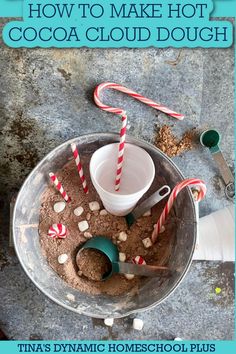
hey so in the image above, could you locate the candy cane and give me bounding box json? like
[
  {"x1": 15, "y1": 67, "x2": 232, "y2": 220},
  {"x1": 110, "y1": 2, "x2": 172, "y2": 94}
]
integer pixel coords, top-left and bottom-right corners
[
  {"x1": 152, "y1": 178, "x2": 206, "y2": 243},
  {"x1": 115, "y1": 114, "x2": 127, "y2": 190},
  {"x1": 49, "y1": 172, "x2": 71, "y2": 202},
  {"x1": 132, "y1": 256, "x2": 146, "y2": 265},
  {"x1": 48, "y1": 223, "x2": 67, "y2": 239},
  {"x1": 94, "y1": 82, "x2": 184, "y2": 191},
  {"x1": 71, "y1": 143, "x2": 88, "y2": 194},
  {"x1": 94, "y1": 82, "x2": 184, "y2": 120}
]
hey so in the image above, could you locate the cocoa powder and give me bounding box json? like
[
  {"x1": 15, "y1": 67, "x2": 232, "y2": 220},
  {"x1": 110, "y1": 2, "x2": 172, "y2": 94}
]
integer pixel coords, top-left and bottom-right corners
[
  {"x1": 39, "y1": 157, "x2": 176, "y2": 296},
  {"x1": 155, "y1": 125, "x2": 196, "y2": 157}
]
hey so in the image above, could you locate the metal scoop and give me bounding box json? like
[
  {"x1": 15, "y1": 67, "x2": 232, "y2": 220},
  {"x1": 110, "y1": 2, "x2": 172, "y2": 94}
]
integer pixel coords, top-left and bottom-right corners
[
  {"x1": 76, "y1": 236, "x2": 170, "y2": 281},
  {"x1": 125, "y1": 185, "x2": 171, "y2": 227},
  {"x1": 200, "y1": 129, "x2": 234, "y2": 201}
]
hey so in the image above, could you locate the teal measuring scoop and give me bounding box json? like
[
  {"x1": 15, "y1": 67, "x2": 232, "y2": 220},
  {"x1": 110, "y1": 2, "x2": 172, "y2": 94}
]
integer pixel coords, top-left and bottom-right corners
[
  {"x1": 76, "y1": 236, "x2": 169, "y2": 281},
  {"x1": 200, "y1": 129, "x2": 234, "y2": 201}
]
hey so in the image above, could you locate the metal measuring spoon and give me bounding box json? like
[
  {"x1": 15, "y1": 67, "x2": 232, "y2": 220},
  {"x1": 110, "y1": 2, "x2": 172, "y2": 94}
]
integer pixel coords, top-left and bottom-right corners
[
  {"x1": 200, "y1": 129, "x2": 235, "y2": 201},
  {"x1": 76, "y1": 236, "x2": 171, "y2": 281},
  {"x1": 125, "y1": 185, "x2": 171, "y2": 227}
]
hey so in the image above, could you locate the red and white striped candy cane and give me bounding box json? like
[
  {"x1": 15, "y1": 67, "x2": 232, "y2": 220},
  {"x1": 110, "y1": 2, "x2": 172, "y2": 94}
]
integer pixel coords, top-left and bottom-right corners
[
  {"x1": 152, "y1": 178, "x2": 206, "y2": 244},
  {"x1": 132, "y1": 255, "x2": 146, "y2": 265},
  {"x1": 49, "y1": 172, "x2": 71, "y2": 202},
  {"x1": 71, "y1": 143, "x2": 88, "y2": 194},
  {"x1": 115, "y1": 114, "x2": 127, "y2": 190},
  {"x1": 94, "y1": 82, "x2": 184, "y2": 120},
  {"x1": 48, "y1": 223, "x2": 67, "y2": 239},
  {"x1": 94, "y1": 82, "x2": 184, "y2": 191}
]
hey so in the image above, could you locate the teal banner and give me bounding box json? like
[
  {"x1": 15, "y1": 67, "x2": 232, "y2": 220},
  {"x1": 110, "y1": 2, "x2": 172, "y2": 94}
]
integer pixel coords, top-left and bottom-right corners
[
  {"x1": 1, "y1": 0, "x2": 234, "y2": 48},
  {"x1": 0, "y1": 0, "x2": 235, "y2": 18},
  {"x1": 0, "y1": 0, "x2": 22, "y2": 17},
  {"x1": 0, "y1": 340, "x2": 236, "y2": 353}
]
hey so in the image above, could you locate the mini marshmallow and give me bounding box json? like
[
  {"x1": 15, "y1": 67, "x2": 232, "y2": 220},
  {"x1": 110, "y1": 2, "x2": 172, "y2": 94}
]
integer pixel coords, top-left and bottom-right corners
[
  {"x1": 133, "y1": 318, "x2": 144, "y2": 331},
  {"x1": 74, "y1": 206, "x2": 84, "y2": 216},
  {"x1": 78, "y1": 220, "x2": 89, "y2": 232},
  {"x1": 142, "y1": 237, "x2": 152, "y2": 249},
  {"x1": 84, "y1": 232, "x2": 92, "y2": 239},
  {"x1": 159, "y1": 225, "x2": 165, "y2": 234},
  {"x1": 100, "y1": 209, "x2": 108, "y2": 216},
  {"x1": 143, "y1": 210, "x2": 151, "y2": 217},
  {"x1": 191, "y1": 188, "x2": 200, "y2": 201},
  {"x1": 66, "y1": 293, "x2": 75, "y2": 301},
  {"x1": 89, "y1": 201, "x2": 100, "y2": 211},
  {"x1": 118, "y1": 231, "x2": 128, "y2": 242},
  {"x1": 119, "y1": 252, "x2": 126, "y2": 262},
  {"x1": 53, "y1": 201, "x2": 66, "y2": 213},
  {"x1": 174, "y1": 338, "x2": 183, "y2": 341},
  {"x1": 124, "y1": 274, "x2": 135, "y2": 280},
  {"x1": 104, "y1": 318, "x2": 114, "y2": 327},
  {"x1": 58, "y1": 254, "x2": 68, "y2": 264}
]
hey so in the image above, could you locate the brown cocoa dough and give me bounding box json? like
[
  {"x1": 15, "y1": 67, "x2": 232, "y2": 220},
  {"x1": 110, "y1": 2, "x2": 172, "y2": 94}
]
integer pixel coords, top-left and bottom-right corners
[
  {"x1": 77, "y1": 249, "x2": 111, "y2": 281},
  {"x1": 39, "y1": 157, "x2": 176, "y2": 296}
]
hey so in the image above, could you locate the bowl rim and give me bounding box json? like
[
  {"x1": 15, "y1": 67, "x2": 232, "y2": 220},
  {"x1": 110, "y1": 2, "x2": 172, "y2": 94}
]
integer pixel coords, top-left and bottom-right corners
[{"x1": 13, "y1": 132, "x2": 197, "y2": 318}]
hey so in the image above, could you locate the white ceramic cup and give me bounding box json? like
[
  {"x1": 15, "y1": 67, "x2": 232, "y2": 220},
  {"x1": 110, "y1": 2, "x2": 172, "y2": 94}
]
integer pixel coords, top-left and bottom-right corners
[{"x1": 89, "y1": 143, "x2": 155, "y2": 216}]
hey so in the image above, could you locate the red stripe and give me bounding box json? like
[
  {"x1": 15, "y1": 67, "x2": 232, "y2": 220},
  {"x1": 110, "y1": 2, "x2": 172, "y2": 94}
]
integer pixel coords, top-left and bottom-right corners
[
  {"x1": 57, "y1": 182, "x2": 61, "y2": 190},
  {"x1": 119, "y1": 142, "x2": 125, "y2": 151},
  {"x1": 50, "y1": 174, "x2": 56, "y2": 182},
  {"x1": 120, "y1": 127, "x2": 126, "y2": 136},
  {"x1": 130, "y1": 93, "x2": 142, "y2": 98},
  {"x1": 117, "y1": 155, "x2": 123, "y2": 164},
  {"x1": 115, "y1": 178, "x2": 120, "y2": 185},
  {"x1": 116, "y1": 167, "x2": 122, "y2": 175},
  {"x1": 111, "y1": 84, "x2": 120, "y2": 88}
]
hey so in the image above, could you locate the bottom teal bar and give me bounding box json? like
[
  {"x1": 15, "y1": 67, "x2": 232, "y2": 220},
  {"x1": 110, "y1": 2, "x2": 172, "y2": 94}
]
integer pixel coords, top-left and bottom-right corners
[{"x1": 0, "y1": 340, "x2": 236, "y2": 354}]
